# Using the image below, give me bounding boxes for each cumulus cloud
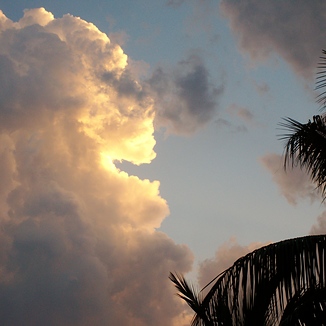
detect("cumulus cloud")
[148,55,224,135]
[0,8,193,325]
[220,0,326,79]
[260,153,320,205]
[198,237,267,290]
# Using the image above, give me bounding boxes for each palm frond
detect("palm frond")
[279,285,326,325]
[169,272,209,325]
[279,115,326,197]
[316,49,326,110]
[171,235,326,326]
[169,272,202,313]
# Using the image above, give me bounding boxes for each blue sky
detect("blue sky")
[0,1,325,325]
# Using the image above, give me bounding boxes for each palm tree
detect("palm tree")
[170,235,326,325]
[170,50,326,325]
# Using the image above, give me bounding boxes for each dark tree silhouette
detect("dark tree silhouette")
[170,235,326,325]
[279,114,326,198]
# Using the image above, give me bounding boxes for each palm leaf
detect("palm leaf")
[279,285,326,325]
[169,272,209,325]
[316,49,326,110]
[171,235,326,325]
[278,49,326,199]
[279,115,326,198]
[169,272,202,313]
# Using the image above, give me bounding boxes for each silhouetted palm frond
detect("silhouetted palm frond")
[171,235,326,325]
[278,49,326,199]
[279,285,326,325]
[316,49,326,110]
[279,115,326,197]
[169,272,201,313]
[169,272,209,325]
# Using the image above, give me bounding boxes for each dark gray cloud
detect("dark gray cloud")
[148,55,224,134]
[220,0,326,79]
[101,55,224,135]
[101,69,148,104]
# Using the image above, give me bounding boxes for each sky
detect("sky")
[0,1,326,325]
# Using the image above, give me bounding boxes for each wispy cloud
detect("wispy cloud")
[253,80,270,95]
[260,153,320,205]
[310,211,326,235]
[227,103,255,124]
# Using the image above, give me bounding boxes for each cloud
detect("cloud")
[215,102,256,133]
[148,55,224,135]
[260,153,320,205]
[0,8,193,325]
[253,80,270,95]
[227,103,254,123]
[198,237,267,290]
[220,0,326,79]
[215,118,248,133]
[310,211,326,235]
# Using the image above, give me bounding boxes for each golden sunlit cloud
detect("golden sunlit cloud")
[100,153,118,171]
[0,8,193,325]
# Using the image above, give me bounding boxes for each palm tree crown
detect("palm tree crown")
[170,235,326,325]
[279,114,326,197]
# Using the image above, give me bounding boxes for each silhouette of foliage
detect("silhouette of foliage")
[170,235,326,325]
[279,115,326,197]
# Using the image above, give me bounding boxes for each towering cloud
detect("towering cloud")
[220,0,326,79]
[0,8,193,325]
